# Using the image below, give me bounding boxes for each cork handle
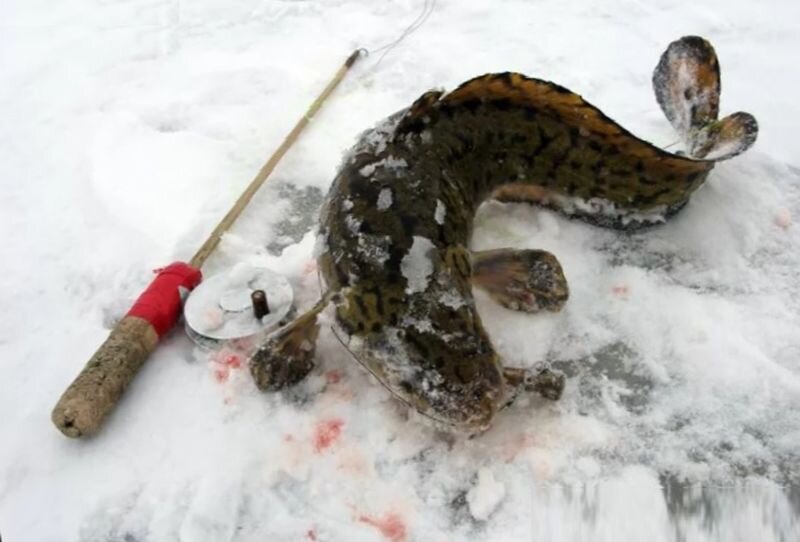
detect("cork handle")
[51,316,159,438]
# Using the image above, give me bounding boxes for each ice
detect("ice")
[2,0,800,540]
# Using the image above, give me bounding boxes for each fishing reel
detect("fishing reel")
[183,263,294,351]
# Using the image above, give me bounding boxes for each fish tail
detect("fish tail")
[653,36,758,160]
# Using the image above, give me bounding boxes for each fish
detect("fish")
[249,36,758,433]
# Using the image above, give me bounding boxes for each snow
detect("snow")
[434,199,446,225]
[400,236,436,295]
[345,213,362,235]
[358,156,408,179]
[2,0,800,541]
[377,188,393,211]
[356,234,391,267]
[466,468,506,521]
[703,138,742,160]
[552,193,670,226]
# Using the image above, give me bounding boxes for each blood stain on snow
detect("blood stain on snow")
[326,369,343,384]
[213,365,229,383]
[501,433,537,462]
[312,418,344,453]
[358,512,407,542]
[612,285,629,298]
[336,446,369,475]
[306,528,317,541]
[222,353,242,369]
[211,351,243,383]
[775,209,792,229]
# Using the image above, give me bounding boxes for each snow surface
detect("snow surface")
[2,0,800,541]
[466,468,506,521]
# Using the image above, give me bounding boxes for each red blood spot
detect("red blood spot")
[326,369,343,384]
[612,285,629,297]
[223,354,242,369]
[229,336,256,351]
[312,418,344,453]
[358,513,407,542]
[304,260,318,274]
[776,209,792,229]
[306,528,317,541]
[502,432,536,462]
[213,365,229,383]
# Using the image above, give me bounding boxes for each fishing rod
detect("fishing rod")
[52,49,364,438]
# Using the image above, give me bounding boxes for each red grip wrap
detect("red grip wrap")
[126,262,203,337]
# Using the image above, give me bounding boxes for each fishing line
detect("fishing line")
[307,2,437,300]
[359,0,437,75]
[329,323,455,427]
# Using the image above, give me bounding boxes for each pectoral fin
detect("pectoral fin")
[471,248,569,313]
[249,296,328,391]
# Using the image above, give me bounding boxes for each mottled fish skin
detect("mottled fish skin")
[270,37,757,433]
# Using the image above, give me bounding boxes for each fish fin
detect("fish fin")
[471,248,569,313]
[248,296,329,391]
[441,72,584,110]
[490,183,552,206]
[395,89,444,136]
[438,72,626,136]
[653,36,721,139]
[441,245,473,282]
[688,112,759,160]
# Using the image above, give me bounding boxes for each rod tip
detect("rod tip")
[346,48,367,68]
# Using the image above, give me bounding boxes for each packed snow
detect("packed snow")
[1,0,800,541]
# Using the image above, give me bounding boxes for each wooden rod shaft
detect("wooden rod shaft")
[189,49,363,269]
[52,49,363,438]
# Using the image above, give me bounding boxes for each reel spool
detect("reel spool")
[184,264,294,351]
